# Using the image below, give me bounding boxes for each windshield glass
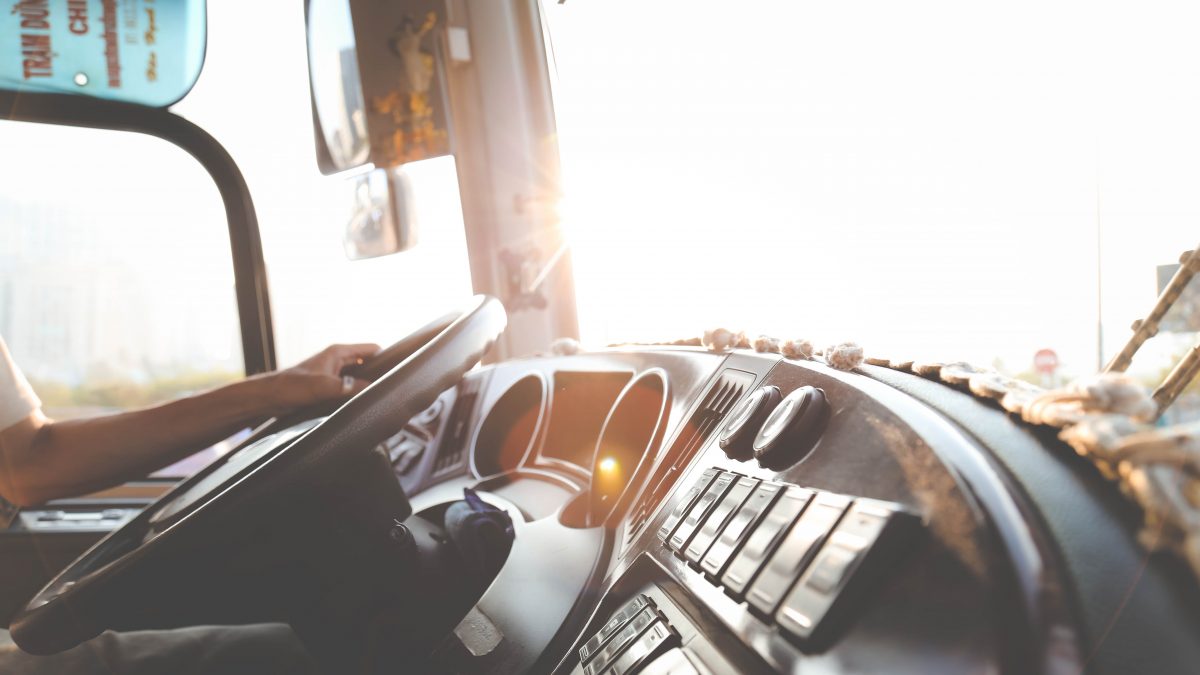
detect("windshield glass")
[0,123,241,413]
[0,4,474,480]
[174,3,473,367]
[542,0,1199,423]
[0,121,248,475]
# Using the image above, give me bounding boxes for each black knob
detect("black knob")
[752,386,830,470]
[718,386,781,461]
[389,520,416,553]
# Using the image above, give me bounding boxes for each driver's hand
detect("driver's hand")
[257,343,381,413]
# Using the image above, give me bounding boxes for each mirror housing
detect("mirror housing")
[306,0,452,175]
[344,169,419,260]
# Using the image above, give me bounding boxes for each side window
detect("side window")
[0,121,245,472]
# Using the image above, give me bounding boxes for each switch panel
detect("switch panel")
[579,594,652,665]
[658,468,721,543]
[584,605,658,675]
[683,476,759,564]
[646,464,918,664]
[745,491,851,617]
[668,471,737,552]
[700,481,783,579]
[573,590,697,675]
[720,486,813,599]
[775,499,910,642]
[607,620,678,674]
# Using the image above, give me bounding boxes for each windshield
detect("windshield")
[173,3,473,368]
[542,0,1199,423]
[0,123,242,415]
[0,3,474,479]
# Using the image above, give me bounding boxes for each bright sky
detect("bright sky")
[1,0,1196,392]
[543,0,1198,379]
[174,3,474,368]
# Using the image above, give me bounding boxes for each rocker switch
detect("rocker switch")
[658,469,720,543]
[668,472,736,552]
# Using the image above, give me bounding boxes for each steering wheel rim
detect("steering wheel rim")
[10,295,507,655]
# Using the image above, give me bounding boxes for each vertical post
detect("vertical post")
[1095,184,1105,372]
[1152,341,1200,419]
[440,0,580,361]
[1104,248,1200,374]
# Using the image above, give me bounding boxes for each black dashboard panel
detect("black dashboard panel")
[473,372,547,477]
[541,371,633,471]
[392,348,1200,674]
[592,354,1015,674]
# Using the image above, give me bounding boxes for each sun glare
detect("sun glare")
[598,457,618,474]
[546,0,1199,383]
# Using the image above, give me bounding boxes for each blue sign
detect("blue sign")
[1,0,206,107]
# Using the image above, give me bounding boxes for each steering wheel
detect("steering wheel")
[9,296,507,655]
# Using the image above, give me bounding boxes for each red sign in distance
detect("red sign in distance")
[1034,349,1059,374]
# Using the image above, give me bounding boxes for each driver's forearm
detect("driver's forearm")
[8,378,273,506]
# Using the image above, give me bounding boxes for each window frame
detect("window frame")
[0,89,276,375]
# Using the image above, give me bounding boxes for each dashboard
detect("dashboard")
[377,347,1200,674]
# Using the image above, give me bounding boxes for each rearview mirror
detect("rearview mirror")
[344,169,418,260]
[306,0,452,175]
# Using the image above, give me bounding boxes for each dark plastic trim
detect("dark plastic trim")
[861,364,1200,674]
[0,91,276,374]
[302,0,344,176]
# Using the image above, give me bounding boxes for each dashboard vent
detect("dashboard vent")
[433,378,481,477]
[623,368,756,546]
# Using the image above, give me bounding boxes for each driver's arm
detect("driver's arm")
[0,343,379,508]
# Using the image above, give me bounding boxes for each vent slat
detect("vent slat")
[709,383,733,411]
[623,369,756,547]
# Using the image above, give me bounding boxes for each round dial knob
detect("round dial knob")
[752,386,830,470]
[718,386,781,461]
